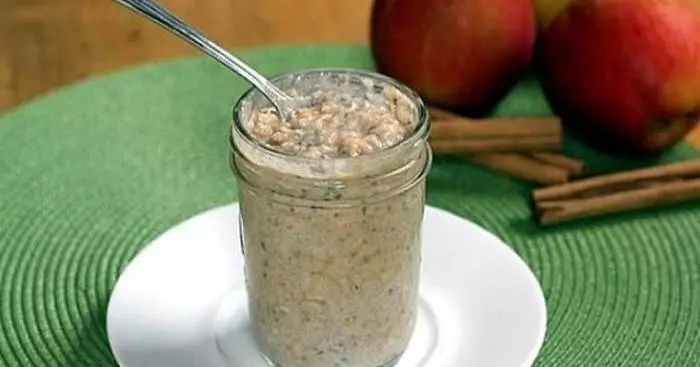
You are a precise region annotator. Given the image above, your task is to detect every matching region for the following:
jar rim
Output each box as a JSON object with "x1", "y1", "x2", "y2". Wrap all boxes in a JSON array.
[{"x1": 228, "y1": 67, "x2": 429, "y2": 173}]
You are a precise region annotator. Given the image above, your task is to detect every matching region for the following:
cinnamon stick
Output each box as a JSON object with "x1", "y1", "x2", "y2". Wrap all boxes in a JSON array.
[
  {"x1": 431, "y1": 136, "x2": 561, "y2": 153},
  {"x1": 532, "y1": 160, "x2": 700, "y2": 226},
  {"x1": 427, "y1": 105, "x2": 583, "y2": 184},
  {"x1": 430, "y1": 117, "x2": 562, "y2": 153},
  {"x1": 431, "y1": 117, "x2": 561, "y2": 139},
  {"x1": 466, "y1": 153, "x2": 571, "y2": 185},
  {"x1": 528, "y1": 152, "x2": 587, "y2": 177}
]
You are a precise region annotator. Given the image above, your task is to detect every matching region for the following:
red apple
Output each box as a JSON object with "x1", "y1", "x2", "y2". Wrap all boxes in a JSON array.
[
  {"x1": 370, "y1": 0, "x2": 536, "y2": 116},
  {"x1": 532, "y1": 0, "x2": 575, "y2": 31},
  {"x1": 536, "y1": 0, "x2": 700, "y2": 156}
]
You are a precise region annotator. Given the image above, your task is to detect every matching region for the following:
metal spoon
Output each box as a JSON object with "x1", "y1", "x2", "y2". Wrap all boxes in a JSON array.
[{"x1": 113, "y1": 0, "x2": 301, "y2": 121}]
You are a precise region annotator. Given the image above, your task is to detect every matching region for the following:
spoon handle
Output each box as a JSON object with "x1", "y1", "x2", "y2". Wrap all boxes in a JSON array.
[{"x1": 113, "y1": 0, "x2": 291, "y2": 110}]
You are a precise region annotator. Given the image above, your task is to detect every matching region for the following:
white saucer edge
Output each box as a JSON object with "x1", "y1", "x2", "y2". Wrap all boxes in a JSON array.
[{"x1": 106, "y1": 202, "x2": 548, "y2": 367}]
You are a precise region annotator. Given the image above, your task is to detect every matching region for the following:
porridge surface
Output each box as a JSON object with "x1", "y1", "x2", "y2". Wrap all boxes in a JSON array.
[{"x1": 244, "y1": 82, "x2": 415, "y2": 158}]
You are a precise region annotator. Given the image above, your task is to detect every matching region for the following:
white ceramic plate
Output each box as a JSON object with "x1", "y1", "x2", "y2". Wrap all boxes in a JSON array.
[{"x1": 106, "y1": 204, "x2": 547, "y2": 367}]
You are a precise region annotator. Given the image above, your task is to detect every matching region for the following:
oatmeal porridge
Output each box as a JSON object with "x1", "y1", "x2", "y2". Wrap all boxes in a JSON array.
[
  {"x1": 245, "y1": 84, "x2": 414, "y2": 158},
  {"x1": 229, "y1": 70, "x2": 432, "y2": 367}
]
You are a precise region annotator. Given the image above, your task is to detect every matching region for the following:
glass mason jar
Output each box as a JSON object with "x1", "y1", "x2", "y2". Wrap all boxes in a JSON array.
[{"x1": 228, "y1": 68, "x2": 432, "y2": 367}]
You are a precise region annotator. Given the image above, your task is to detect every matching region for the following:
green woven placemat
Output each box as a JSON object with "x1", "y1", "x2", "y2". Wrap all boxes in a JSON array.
[{"x1": 1, "y1": 44, "x2": 699, "y2": 366}]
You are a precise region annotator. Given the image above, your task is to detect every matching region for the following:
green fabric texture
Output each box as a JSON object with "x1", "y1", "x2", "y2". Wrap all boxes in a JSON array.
[{"x1": 1, "y1": 44, "x2": 699, "y2": 366}]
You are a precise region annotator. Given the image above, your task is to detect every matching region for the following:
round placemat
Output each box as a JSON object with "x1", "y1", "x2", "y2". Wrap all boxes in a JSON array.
[{"x1": 1, "y1": 44, "x2": 699, "y2": 366}]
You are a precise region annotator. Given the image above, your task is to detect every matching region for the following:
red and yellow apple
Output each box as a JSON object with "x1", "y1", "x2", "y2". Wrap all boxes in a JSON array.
[
  {"x1": 536, "y1": 0, "x2": 700, "y2": 155},
  {"x1": 370, "y1": 0, "x2": 536, "y2": 116},
  {"x1": 691, "y1": 0, "x2": 700, "y2": 12},
  {"x1": 531, "y1": 0, "x2": 574, "y2": 31}
]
